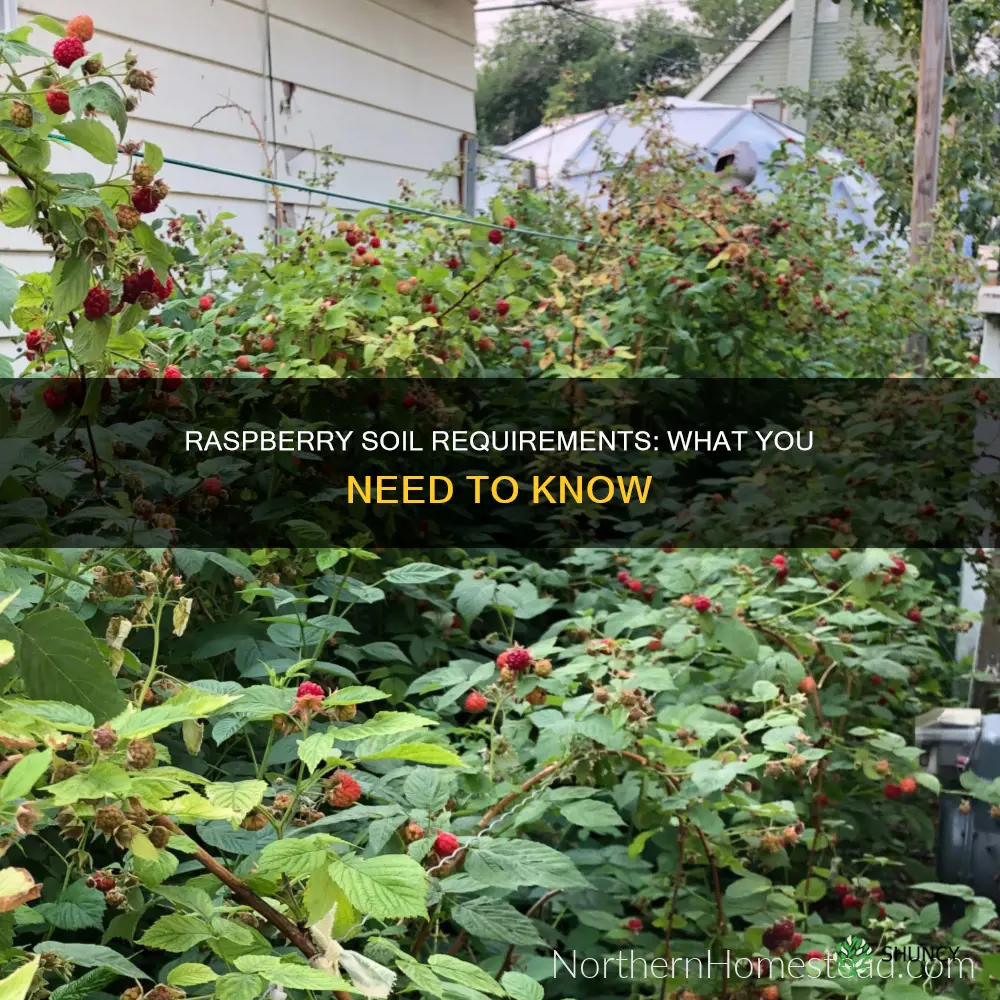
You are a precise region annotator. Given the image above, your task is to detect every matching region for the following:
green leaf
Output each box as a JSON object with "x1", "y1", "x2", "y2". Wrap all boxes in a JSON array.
[
  {"x1": 115, "y1": 689, "x2": 237, "y2": 738},
  {"x1": 451, "y1": 898, "x2": 543, "y2": 946},
  {"x1": 911, "y1": 882, "x2": 975, "y2": 900},
  {"x1": 358, "y1": 743, "x2": 463, "y2": 767},
  {"x1": 500, "y1": 971, "x2": 544, "y2": 1000},
  {"x1": 451, "y1": 576, "x2": 497, "y2": 620},
  {"x1": 713, "y1": 616, "x2": 759, "y2": 661},
  {"x1": 465, "y1": 839, "x2": 590, "y2": 890},
  {"x1": 336, "y1": 711, "x2": 436, "y2": 741},
  {"x1": 50, "y1": 254, "x2": 92, "y2": 318},
  {"x1": 70, "y1": 82, "x2": 127, "y2": 137},
  {"x1": 326, "y1": 686, "x2": 388, "y2": 706},
  {"x1": 31, "y1": 14, "x2": 66, "y2": 35},
  {"x1": 0, "y1": 749, "x2": 52, "y2": 803},
  {"x1": 45, "y1": 761, "x2": 130, "y2": 805},
  {"x1": 428, "y1": 956, "x2": 504, "y2": 996},
  {"x1": 20, "y1": 609, "x2": 126, "y2": 721},
  {"x1": 0, "y1": 265, "x2": 18, "y2": 327},
  {"x1": 725, "y1": 874, "x2": 772, "y2": 899},
  {"x1": 396, "y1": 957, "x2": 444, "y2": 998},
  {"x1": 0, "y1": 188, "x2": 34, "y2": 227},
  {"x1": 167, "y1": 964, "x2": 218, "y2": 987},
  {"x1": 34, "y1": 941, "x2": 147, "y2": 979},
  {"x1": 58, "y1": 118, "x2": 118, "y2": 164},
  {"x1": 205, "y1": 780, "x2": 267, "y2": 823},
  {"x1": 328, "y1": 854, "x2": 428, "y2": 919},
  {"x1": 560, "y1": 800, "x2": 623, "y2": 828},
  {"x1": 384, "y1": 563, "x2": 454, "y2": 585},
  {"x1": 49, "y1": 969, "x2": 120, "y2": 1000},
  {"x1": 257, "y1": 834, "x2": 339, "y2": 878},
  {"x1": 213, "y1": 973, "x2": 263, "y2": 1000},
  {"x1": 131, "y1": 222, "x2": 173, "y2": 280},
  {"x1": 360, "y1": 641, "x2": 409, "y2": 664},
  {"x1": 297, "y1": 731, "x2": 339, "y2": 773},
  {"x1": 35, "y1": 881, "x2": 105, "y2": 930},
  {"x1": 233, "y1": 957, "x2": 353, "y2": 992},
  {"x1": 794, "y1": 877, "x2": 827, "y2": 902},
  {"x1": 142, "y1": 141, "x2": 164, "y2": 173},
  {"x1": 139, "y1": 913, "x2": 212, "y2": 952},
  {"x1": 71, "y1": 316, "x2": 112, "y2": 367},
  {"x1": 0, "y1": 956, "x2": 39, "y2": 1000}
]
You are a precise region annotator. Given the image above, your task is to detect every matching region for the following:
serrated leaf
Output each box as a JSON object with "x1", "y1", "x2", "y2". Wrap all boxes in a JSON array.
[
  {"x1": 326, "y1": 686, "x2": 388, "y2": 706},
  {"x1": 139, "y1": 913, "x2": 211, "y2": 952},
  {"x1": 465, "y1": 839, "x2": 589, "y2": 890},
  {"x1": 358, "y1": 743, "x2": 463, "y2": 767},
  {"x1": 560, "y1": 800, "x2": 623, "y2": 828},
  {"x1": 59, "y1": 118, "x2": 118, "y2": 164},
  {"x1": 115, "y1": 690, "x2": 236, "y2": 738},
  {"x1": 130, "y1": 847, "x2": 179, "y2": 888},
  {"x1": 213, "y1": 973, "x2": 263, "y2": 1000},
  {"x1": 0, "y1": 749, "x2": 52, "y2": 803},
  {"x1": 49, "y1": 968, "x2": 120, "y2": 1000},
  {"x1": 0, "y1": 266, "x2": 17, "y2": 327},
  {"x1": 70, "y1": 82, "x2": 127, "y2": 138},
  {"x1": 500, "y1": 972, "x2": 544, "y2": 1000},
  {"x1": 297, "y1": 731, "x2": 337, "y2": 773},
  {"x1": 33, "y1": 941, "x2": 147, "y2": 979},
  {"x1": 428, "y1": 956, "x2": 504, "y2": 995},
  {"x1": 451, "y1": 899, "x2": 542, "y2": 946},
  {"x1": 257, "y1": 835, "x2": 339, "y2": 878},
  {"x1": 233, "y1": 957, "x2": 353, "y2": 992},
  {"x1": 328, "y1": 854, "x2": 428, "y2": 919},
  {"x1": 20, "y1": 609, "x2": 126, "y2": 722},
  {"x1": 384, "y1": 563, "x2": 454, "y2": 585},
  {"x1": 129, "y1": 832, "x2": 159, "y2": 861},
  {"x1": 205, "y1": 780, "x2": 267, "y2": 823},
  {"x1": 167, "y1": 964, "x2": 218, "y2": 987},
  {"x1": 336, "y1": 712, "x2": 436, "y2": 741},
  {"x1": 35, "y1": 882, "x2": 105, "y2": 931}
]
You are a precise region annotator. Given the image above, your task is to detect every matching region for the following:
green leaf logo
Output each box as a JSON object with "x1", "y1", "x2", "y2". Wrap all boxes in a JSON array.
[{"x1": 837, "y1": 936, "x2": 873, "y2": 977}]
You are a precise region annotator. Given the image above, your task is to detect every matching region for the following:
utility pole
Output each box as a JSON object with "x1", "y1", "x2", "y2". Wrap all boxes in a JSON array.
[{"x1": 910, "y1": 0, "x2": 949, "y2": 259}]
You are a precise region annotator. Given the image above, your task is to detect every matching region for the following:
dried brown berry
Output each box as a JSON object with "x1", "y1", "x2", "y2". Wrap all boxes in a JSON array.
[
  {"x1": 92, "y1": 724, "x2": 117, "y2": 749},
  {"x1": 51, "y1": 760, "x2": 79, "y2": 783},
  {"x1": 532, "y1": 658, "x2": 553, "y2": 678},
  {"x1": 241, "y1": 810, "x2": 269, "y2": 831},
  {"x1": 104, "y1": 888, "x2": 127, "y2": 907},
  {"x1": 94, "y1": 805, "x2": 126, "y2": 834},
  {"x1": 148, "y1": 825, "x2": 171, "y2": 849},
  {"x1": 106, "y1": 572, "x2": 134, "y2": 597},
  {"x1": 125, "y1": 738, "x2": 157, "y2": 770},
  {"x1": 330, "y1": 703, "x2": 357, "y2": 721}
]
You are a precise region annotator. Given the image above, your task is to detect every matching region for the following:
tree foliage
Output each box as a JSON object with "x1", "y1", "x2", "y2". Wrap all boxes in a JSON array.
[{"x1": 476, "y1": 8, "x2": 702, "y2": 145}]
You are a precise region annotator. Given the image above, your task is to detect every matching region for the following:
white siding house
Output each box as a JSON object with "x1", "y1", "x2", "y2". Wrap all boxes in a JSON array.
[{"x1": 0, "y1": 0, "x2": 477, "y2": 351}]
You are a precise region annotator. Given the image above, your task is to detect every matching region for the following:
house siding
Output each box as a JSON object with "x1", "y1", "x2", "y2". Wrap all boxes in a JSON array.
[
  {"x1": 699, "y1": 20, "x2": 792, "y2": 107},
  {"x1": 1, "y1": 0, "x2": 476, "y2": 352},
  {"x1": 811, "y1": 5, "x2": 895, "y2": 88}
]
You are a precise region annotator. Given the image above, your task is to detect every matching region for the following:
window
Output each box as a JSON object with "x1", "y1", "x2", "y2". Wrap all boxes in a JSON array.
[
  {"x1": 0, "y1": 0, "x2": 16, "y2": 32},
  {"x1": 750, "y1": 96, "x2": 784, "y2": 123}
]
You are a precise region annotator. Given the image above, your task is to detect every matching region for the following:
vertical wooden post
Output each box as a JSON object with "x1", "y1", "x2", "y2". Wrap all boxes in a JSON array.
[{"x1": 910, "y1": 0, "x2": 948, "y2": 258}]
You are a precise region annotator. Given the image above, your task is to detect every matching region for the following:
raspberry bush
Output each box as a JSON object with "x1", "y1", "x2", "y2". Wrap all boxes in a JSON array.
[{"x1": 0, "y1": 12, "x2": 995, "y2": 1000}]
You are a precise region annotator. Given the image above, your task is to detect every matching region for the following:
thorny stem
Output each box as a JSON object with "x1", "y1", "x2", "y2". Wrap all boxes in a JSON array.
[
  {"x1": 479, "y1": 761, "x2": 563, "y2": 828},
  {"x1": 660, "y1": 822, "x2": 688, "y2": 1000}
]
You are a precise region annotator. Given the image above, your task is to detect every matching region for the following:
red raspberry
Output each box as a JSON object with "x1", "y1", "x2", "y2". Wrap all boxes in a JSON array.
[
  {"x1": 131, "y1": 185, "x2": 160, "y2": 214},
  {"x1": 770, "y1": 554, "x2": 787, "y2": 568},
  {"x1": 832, "y1": 882, "x2": 849, "y2": 898},
  {"x1": 889, "y1": 555, "x2": 906, "y2": 576},
  {"x1": 788, "y1": 933, "x2": 803, "y2": 950},
  {"x1": 487, "y1": 229, "x2": 503, "y2": 245},
  {"x1": 256, "y1": 366, "x2": 271, "y2": 377},
  {"x1": 433, "y1": 831, "x2": 460, "y2": 857},
  {"x1": 906, "y1": 607, "x2": 921, "y2": 623},
  {"x1": 202, "y1": 476, "x2": 222, "y2": 496},
  {"x1": 520, "y1": 338, "x2": 531, "y2": 349},
  {"x1": 296, "y1": 681, "x2": 325, "y2": 711},
  {"x1": 970, "y1": 353, "x2": 980, "y2": 364},
  {"x1": 53, "y1": 36, "x2": 85, "y2": 68},
  {"x1": 25, "y1": 329, "x2": 43, "y2": 351},
  {"x1": 842, "y1": 893, "x2": 862, "y2": 909},
  {"x1": 161, "y1": 365, "x2": 182, "y2": 392},
  {"x1": 496, "y1": 299, "x2": 510, "y2": 316},
  {"x1": 497, "y1": 646, "x2": 532, "y2": 673},
  {"x1": 798, "y1": 675, "x2": 817, "y2": 695},
  {"x1": 45, "y1": 88, "x2": 71, "y2": 115},
  {"x1": 828, "y1": 548, "x2": 841, "y2": 560},
  {"x1": 616, "y1": 571, "x2": 630, "y2": 583},
  {"x1": 883, "y1": 783, "x2": 902, "y2": 800},
  {"x1": 693, "y1": 595, "x2": 711, "y2": 613},
  {"x1": 447, "y1": 256, "x2": 461, "y2": 270},
  {"x1": 464, "y1": 690, "x2": 488, "y2": 713},
  {"x1": 806, "y1": 950, "x2": 824, "y2": 961},
  {"x1": 476, "y1": 337, "x2": 493, "y2": 352},
  {"x1": 624, "y1": 918, "x2": 642, "y2": 932},
  {"x1": 198, "y1": 294, "x2": 215, "y2": 311},
  {"x1": 345, "y1": 231, "x2": 359, "y2": 246},
  {"x1": 468, "y1": 307, "x2": 481, "y2": 321},
  {"x1": 235, "y1": 355, "x2": 251, "y2": 371},
  {"x1": 627, "y1": 578, "x2": 643, "y2": 593},
  {"x1": 326, "y1": 772, "x2": 361, "y2": 808},
  {"x1": 83, "y1": 286, "x2": 111, "y2": 319},
  {"x1": 899, "y1": 776, "x2": 917, "y2": 794},
  {"x1": 402, "y1": 393, "x2": 417, "y2": 408},
  {"x1": 503, "y1": 216, "x2": 517, "y2": 229},
  {"x1": 65, "y1": 14, "x2": 95, "y2": 41},
  {"x1": 369, "y1": 236, "x2": 381, "y2": 248},
  {"x1": 43, "y1": 382, "x2": 67, "y2": 410},
  {"x1": 868, "y1": 887, "x2": 885, "y2": 902},
  {"x1": 153, "y1": 275, "x2": 173, "y2": 301},
  {"x1": 122, "y1": 268, "x2": 155, "y2": 303}
]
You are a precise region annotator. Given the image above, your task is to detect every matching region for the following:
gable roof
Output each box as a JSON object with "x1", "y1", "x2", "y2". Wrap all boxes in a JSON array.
[{"x1": 687, "y1": 0, "x2": 794, "y2": 100}]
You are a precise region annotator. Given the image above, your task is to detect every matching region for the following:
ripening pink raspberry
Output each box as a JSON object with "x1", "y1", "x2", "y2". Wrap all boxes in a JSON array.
[
  {"x1": 53, "y1": 36, "x2": 85, "y2": 68},
  {"x1": 433, "y1": 831, "x2": 460, "y2": 857},
  {"x1": 295, "y1": 681, "x2": 325, "y2": 711},
  {"x1": 693, "y1": 595, "x2": 711, "y2": 613},
  {"x1": 464, "y1": 690, "x2": 488, "y2": 713}
]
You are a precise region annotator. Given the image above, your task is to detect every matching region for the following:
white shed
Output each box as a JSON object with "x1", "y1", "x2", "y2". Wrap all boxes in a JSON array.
[{"x1": 1, "y1": 0, "x2": 477, "y2": 352}]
